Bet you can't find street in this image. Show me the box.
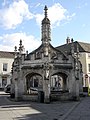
[0,91,89,120]
[65,95,90,120]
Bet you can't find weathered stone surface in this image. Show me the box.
[11,6,83,103]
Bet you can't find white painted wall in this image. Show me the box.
[0,58,14,88]
[79,52,90,87]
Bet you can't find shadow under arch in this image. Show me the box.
[51,72,69,92]
[25,72,43,94]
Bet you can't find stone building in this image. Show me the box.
[11,6,83,103]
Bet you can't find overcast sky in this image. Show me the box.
[0,0,90,52]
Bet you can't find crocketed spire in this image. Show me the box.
[41,6,51,43]
[42,5,50,24]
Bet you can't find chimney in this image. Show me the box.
[66,37,70,44]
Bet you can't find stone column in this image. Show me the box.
[70,70,80,100]
[79,72,83,94]
[15,79,18,101]
[75,43,80,100]
[15,78,24,101]
[43,79,50,103]
[43,62,50,103]
[75,69,80,100]
[75,79,80,100]
[69,70,76,97]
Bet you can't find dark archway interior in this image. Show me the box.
[51,72,68,92]
[26,73,43,94]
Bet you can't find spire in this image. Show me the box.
[41,6,51,43]
[42,5,50,24]
[44,5,48,18]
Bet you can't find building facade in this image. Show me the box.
[11,6,83,103]
[56,40,90,88]
[0,51,14,89]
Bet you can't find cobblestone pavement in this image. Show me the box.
[0,91,86,120]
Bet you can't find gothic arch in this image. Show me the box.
[25,72,43,94]
[22,70,43,78]
[51,69,70,77]
[50,70,69,92]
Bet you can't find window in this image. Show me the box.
[3,63,8,71]
[88,64,90,72]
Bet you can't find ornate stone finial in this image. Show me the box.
[14,46,17,58]
[71,38,74,43]
[71,43,74,56]
[44,5,48,18]
[14,46,17,52]
[76,44,79,59]
[19,39,22,47]
[18,39,23,54]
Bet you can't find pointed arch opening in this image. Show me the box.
[26,73,43,94]
[51,72,68,92]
